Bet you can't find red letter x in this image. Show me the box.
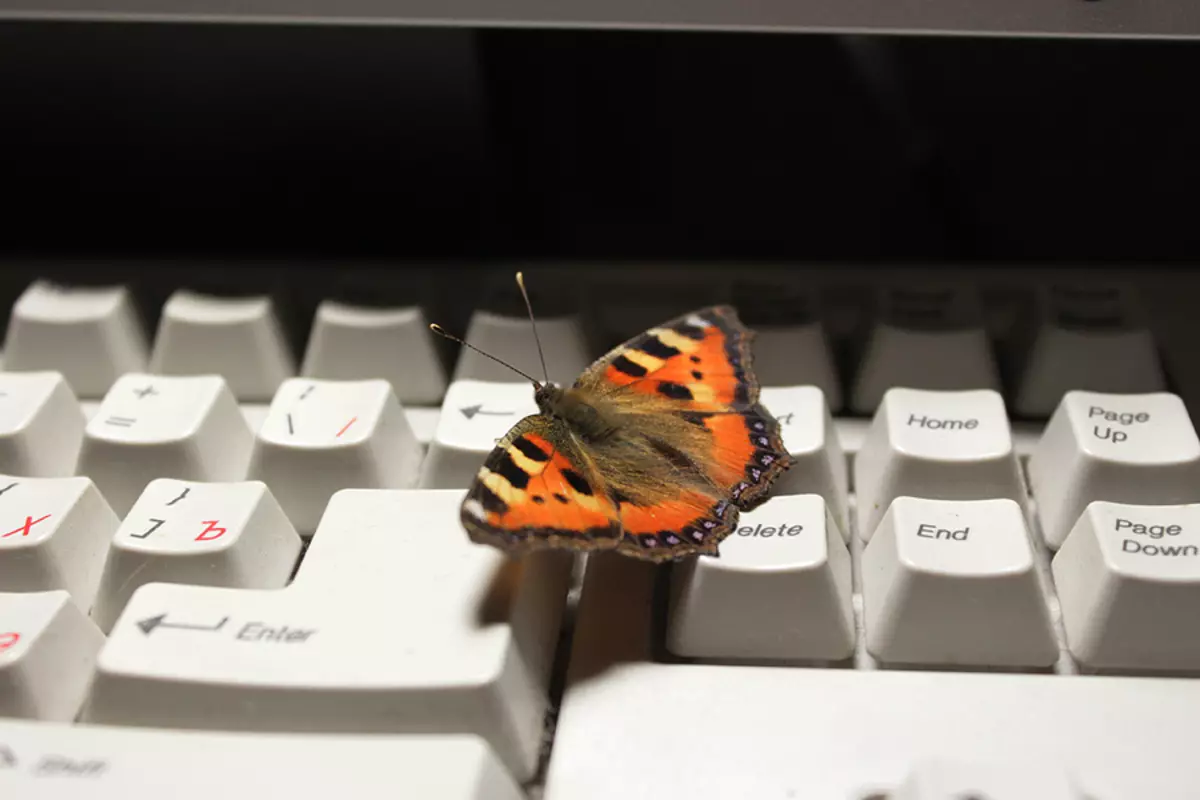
[1,514,51,539]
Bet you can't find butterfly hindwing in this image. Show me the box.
[615,490,738,562]
[461,415,622,555]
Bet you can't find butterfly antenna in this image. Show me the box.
[429,324,542,386]
[515,271,551,385]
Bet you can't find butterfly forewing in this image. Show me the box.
[460,415,622,555]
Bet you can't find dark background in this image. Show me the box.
[1,23,1198,264]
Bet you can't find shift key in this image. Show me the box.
[81,489,573,784]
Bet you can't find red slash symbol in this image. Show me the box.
[0,632,19,652]
[195,520,227,542]
[1,514,51,539]
[335,417,358,438]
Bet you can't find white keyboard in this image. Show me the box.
[3,270,1200,799]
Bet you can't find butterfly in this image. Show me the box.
[433,278,793,563]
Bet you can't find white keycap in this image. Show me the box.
[752,325,841,408]
[0,591,104,719]
[83,489,572,783]
[1053,501,1200,671]
[450,310,590,384]
[301,301,448,405]
[666,495,854,662]
[759,386,848,532]
[851,285,999,414]
[76,374,253,516]
[1027,391,1200,549]
[893,759,1083,800]
[0,372,85,476]
[247,379,423,534]
[1016,284,1166,417]
[730,282,842,408]
[421,381,538,489]
[542,552,1200,800]
[3,281,148,398]
[0,476,119,607]
[0,720,523,799]
[91,479,301,632]
[862,497,1057,668]
[148,290,295,401]
[855,388,1025,540]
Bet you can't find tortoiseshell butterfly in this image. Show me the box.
[432,274,793,562]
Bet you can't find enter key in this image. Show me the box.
[81,489,573,785]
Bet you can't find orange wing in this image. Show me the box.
[579,304,793,515]
[615,490,738,562]
[577,305,758,411]
[460,415,622,555]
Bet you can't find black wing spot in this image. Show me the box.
[478,486,508,514]
[691,370,703,380]
[672,321,707,341]
[690,355,701,364]
[492,452,531,490]
[532,495,546,505]
[656,382,693,400]
[640,337,681,360]
[512,436,551,462]
[562,468,593,496]
[553,493,570,504]
[610,354,648,378]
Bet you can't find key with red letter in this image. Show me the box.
[91,479,301,632]
[0,590,104,719]
[0,476,119,608]
[248,379,422,535]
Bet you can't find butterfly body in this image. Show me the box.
[461,306,793,563]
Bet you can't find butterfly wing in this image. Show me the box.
[579,305,760,411]
[460,414,622,555]
[576,305,793,559]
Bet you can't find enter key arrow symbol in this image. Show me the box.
[137,614,229,636]
[459,404,515,420]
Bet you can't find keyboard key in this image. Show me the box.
[300,301,448,405]
[862,497,1057,668]
[730,281,842,408]
[83,489,572,783]
[0,720,523,799]
[0,476,119,606]
[247,379,423,534]
[1053,501,1200,671]
[893,759,1082,800]
[0,371,85,476]
[76,374,254,516]
[1027,391,1200,549]
[759,386,848,532]
[91,479,301,632]
[420,381,538,489]
[851,285,999,414]
[3,281,148,398]
[451,310,590,384]
[543,551,1200,799]
[666,495,854,662]
[0,591,104,719]
[855,388,1025,540]
[148,290,295,401]
[1016,283,1166,417]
